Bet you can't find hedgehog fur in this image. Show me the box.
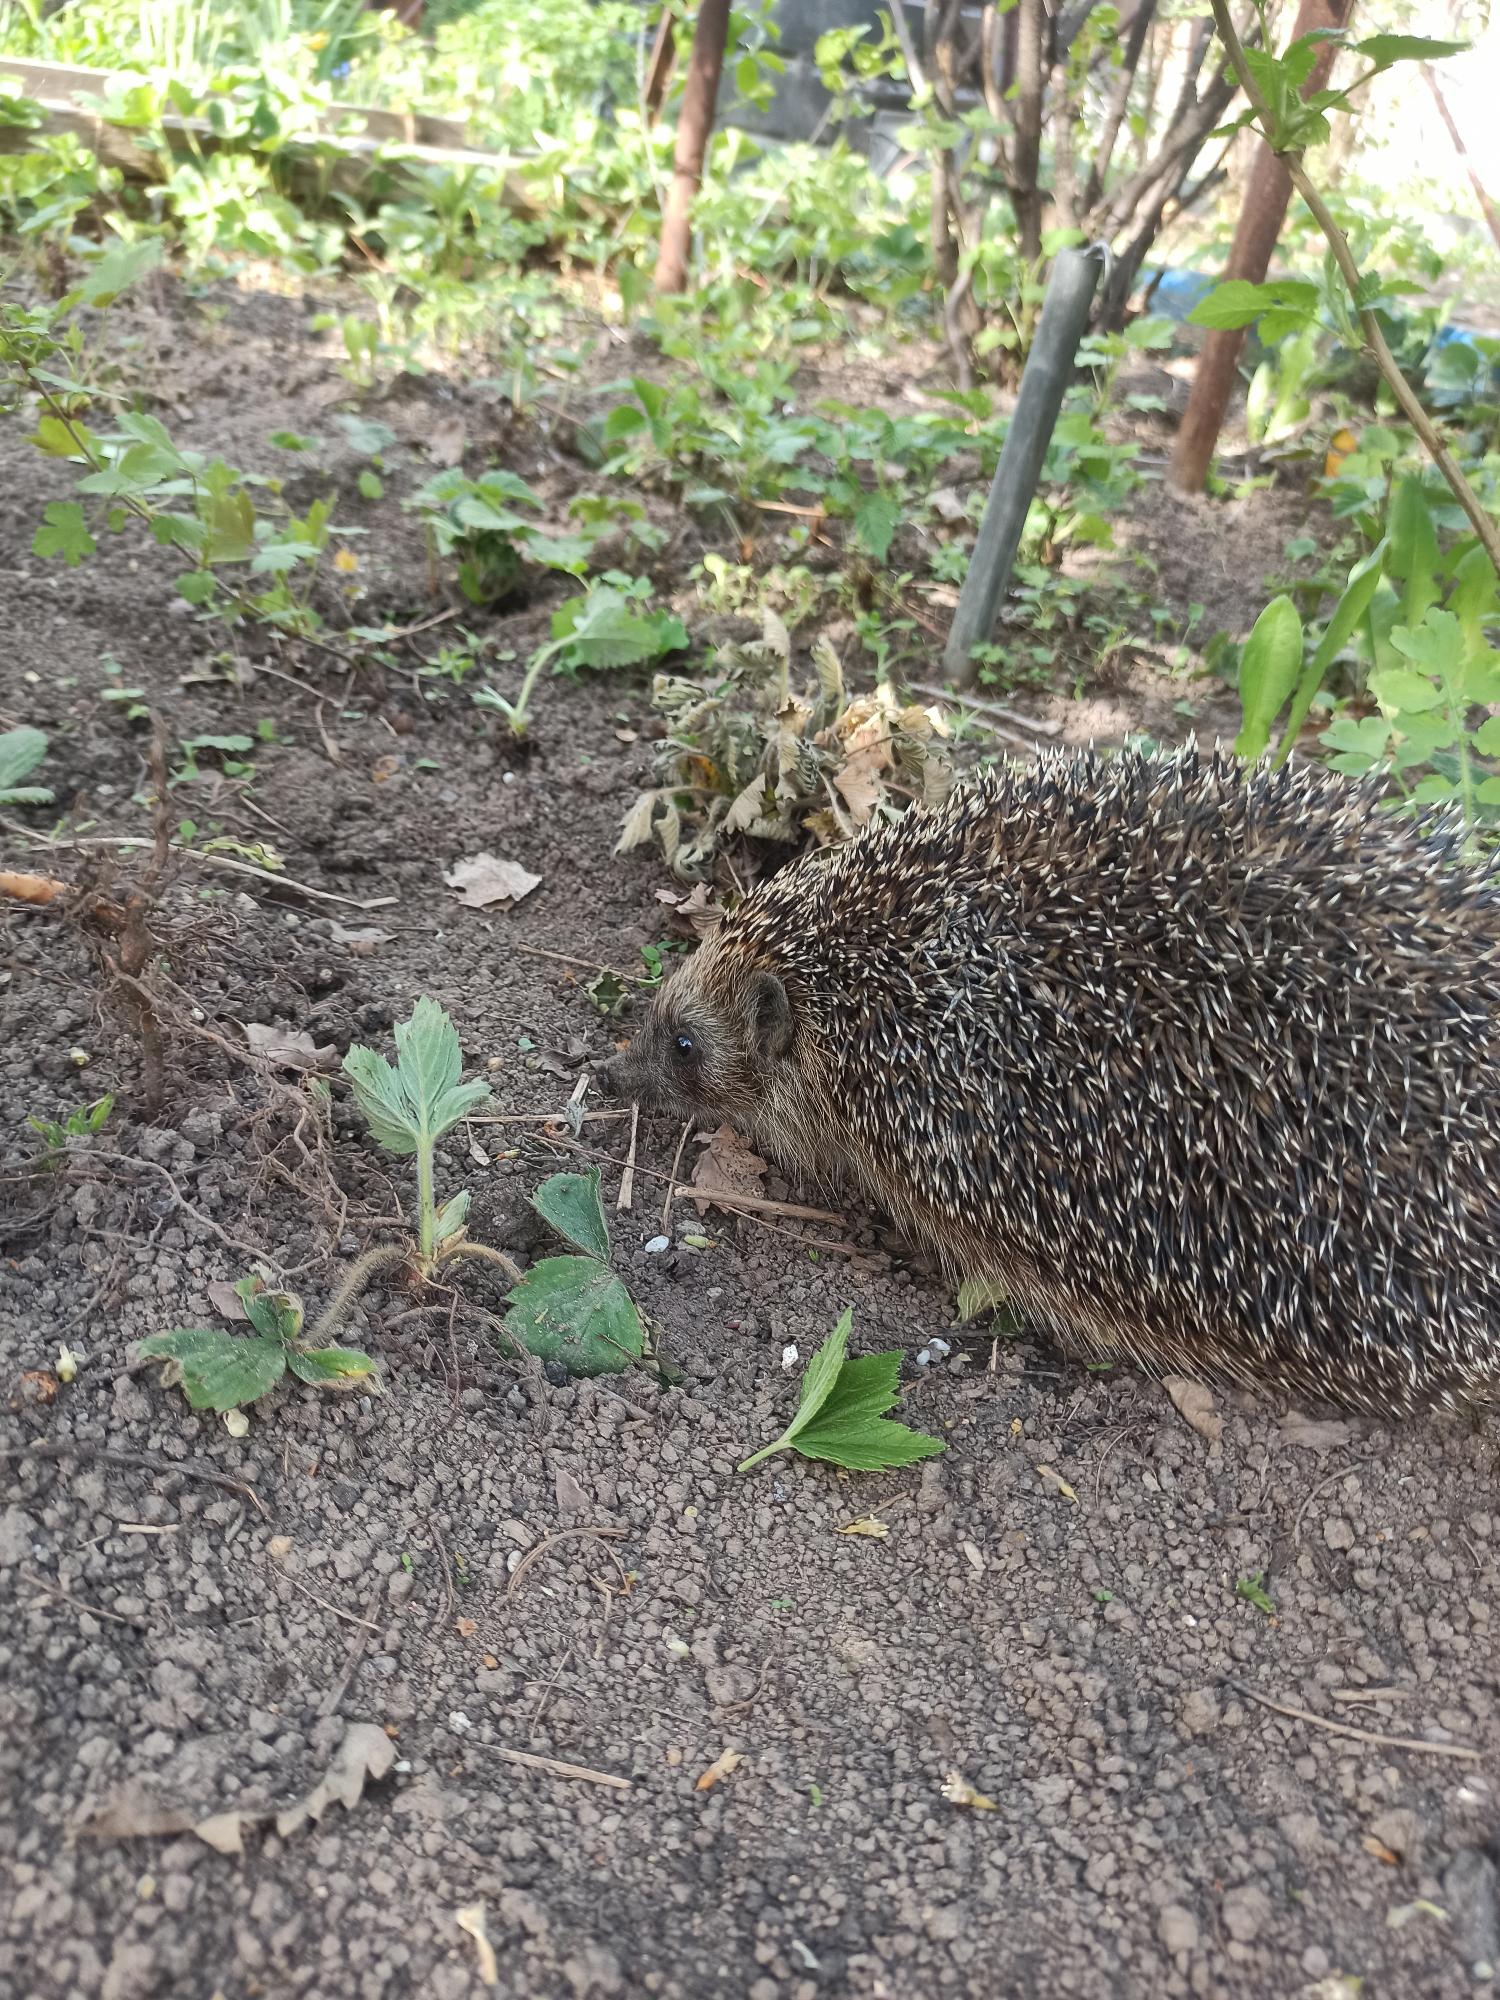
[607,743,1500,1416]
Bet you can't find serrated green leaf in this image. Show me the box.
[61,237,162,311]
[1235,595,1303,759]
[738,1311,946,1473]
[138,1327,286,1411]
[343,996,490,1156]
[1187,279,1317,333]
[549,588,688,670]
[852,490,901,562]
[0,726,49,794]
[500,1255,644,1376]
[33,500,95,567]
[528,1168,610,1259]
[435,1189,471,1244]
[286,1345,378,1386]
[1369,665,1444,715]
[235,1276,303,1343]
[1388,608,1465,691]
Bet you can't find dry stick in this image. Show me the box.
[617,1103,640,1212]
[506,1525,630,1601]
[1229,1680,1482,1762]
[659,1121,692,1236]
[1,1441,269,1519]
[478,1744,632,1791]
[506,940,635,980]
[22,1566,147,1629]
[1292,1459,1359,1543]
[673,1184,844,1225]
[1,831,398,911]
[469,1109,630,1127]
[320,1587,383,1716]
[274,1568,382,1633]
[909,679,1063,737]
[1208,0,1500,570]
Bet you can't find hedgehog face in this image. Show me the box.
[600,948,794,1128]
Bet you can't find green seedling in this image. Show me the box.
[1236,1571,1276,1616]
[500,1168,651,1378]
[475,581,688,739]
[0,725,53,806]
[738,1310,946,1473]
[139,1275,377,1415]
[27,1093,114,1159]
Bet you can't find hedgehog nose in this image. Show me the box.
[594,1050,637,1102]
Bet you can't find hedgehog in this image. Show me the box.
[604,742,1500,1416]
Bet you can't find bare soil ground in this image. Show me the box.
[3,274,1498,2000]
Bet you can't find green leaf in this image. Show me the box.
[343,995,490,1158]
[738,1311,946,1473]
[138,1327,286,1412]
[33,500,95,567]
[549,587,688,670]
[435,1189,471,1244]
[1354,34,1467,68]
[528,1168,610,1259]
[852,490,901,562]
[1273,540,1387,765]
[1187,279,1317,334]
[1235,595,1303,759]
[1369,666,1443,715]
[357,469,383,500]
[235,1276,303,1343]
[1386,478,1440,625]
[500,1255,645,1376]
[176,570,218,605]
[28,413,93,459]
[0,726,49,795]
[61,237,162,311]
[1387,608,1465,693]
[286,1345,379,1386]
[1236,1571,1275,1615]
[1475,716,1500,756]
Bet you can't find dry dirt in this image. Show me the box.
[2,273,1498,2000]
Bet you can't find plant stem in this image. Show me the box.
[307,1244,409,1343]
[415,1140,436,1264]
[443,1240,526,1285]
[1205,0,1500,571]
[506,640,560,737]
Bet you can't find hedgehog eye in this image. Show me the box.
[673,1032,697,1059]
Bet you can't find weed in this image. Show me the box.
[27,1094,115,1161]
[0,725,53,806]
[473,579,688,738]
[139,1275,377,1418]
[738,1310,946,1474]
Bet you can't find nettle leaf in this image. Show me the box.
[738,1310,947,1473]
[33,500,96,567]
[1188,278,1317,335]
[852,489,902,563]
[1354,33,1467,69]
[1235,595,1303,759]
[0,726,50,794]
[550,588,689,670]
[529,1168,611,1259]
[343,996,490,1157]
[501,1255,645,1376]
[286,1345,379,1388]
[138,1327,286,1412]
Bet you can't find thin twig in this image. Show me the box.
[507,940,636,980]
[22,1566,147,1629]
[469,1109,630,1127]
[274,1569,382,1632]
[475,1744,632,1790]
[908,679,1063,737]
[320,1587,383,1716]
[3,830,398,911]
[506,1525,630,1600]
[1293,1460,1358,1544]
[660,1122,692,1236]
[617,1103,640,1212]
[676,1185,845,1225]
[1207,0,1500,569]
[1,1440,269,1518]
[1229,1680,1482,1761]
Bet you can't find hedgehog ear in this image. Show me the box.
[747,971,793,1059]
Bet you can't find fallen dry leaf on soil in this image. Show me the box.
[1036,1466,1079,1506]
[455,1617,477,1638]
[444,852,542,911]
[276,1722,396,1837]
[328,922,393,955]
[207,1280,250,1321]
[695,1749,744,1792]
[941,1770,996,1811]
[76,1722,397,1855]
[654,883,725,938]
[690,1125,768,1213]
[456,1904,499,1986]
[838,1516,889,1538]
[243,1023,337,1072]
[1163,1375,1223,1445]
[1278,1413,1356,1451]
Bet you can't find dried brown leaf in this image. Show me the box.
[244,1023,337,1072]
[426,415,467,467]
[695,1748,744,1792]
[1036,1465,1079,1506]
[690,1125,769,1213]
[444,853,542,911]
[1163,1375,1224,1445]
[275,1722,397,1838]
[941,1769,996,1810]
[455,1904,499,1986]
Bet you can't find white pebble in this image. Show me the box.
[781,1344,799,1372]
[645,1235,670,1254]
[449,1711,472,1733]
